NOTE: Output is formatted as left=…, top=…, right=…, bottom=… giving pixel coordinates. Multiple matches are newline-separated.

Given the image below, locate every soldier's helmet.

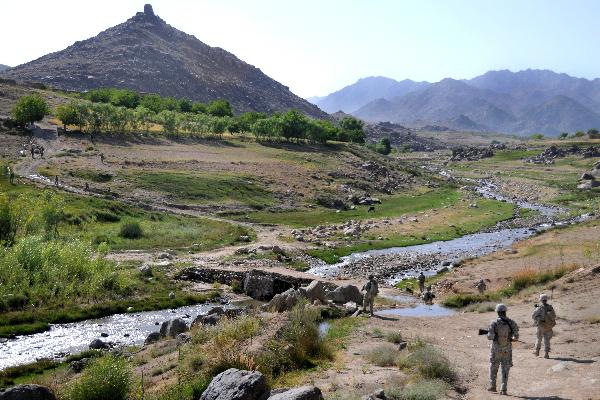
left=368, top=274, right=374, bottom=280
left=495, top=304, right=507, bottom=313
left=539, top=293, right=548, bottom=302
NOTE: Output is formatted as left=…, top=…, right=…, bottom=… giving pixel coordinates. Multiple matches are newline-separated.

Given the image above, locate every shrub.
left=95, top=211, right=120, bottom=222
left=12, top=95, right=49, bottom=126
left=119, top=220, right=143, bottom=239
left=68, top=355, right=132, bottom=400
left=385, top=331, right=404, bottom=344
left=398, top=345, right=456, bottom=382
left=0, top=194, right=17, bottom=245
left=387, top=379, right=449, bottom=400
left=366, top=343, right=399, bottom=366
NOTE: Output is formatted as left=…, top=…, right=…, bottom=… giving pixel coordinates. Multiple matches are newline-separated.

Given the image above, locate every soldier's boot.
left=500, top=390, right=508, bottom=395
left=487, top=386, right=497, bottom=393
left=533, top=349, right=539, bottom=356
left=544, top=352, right=549, bottom=359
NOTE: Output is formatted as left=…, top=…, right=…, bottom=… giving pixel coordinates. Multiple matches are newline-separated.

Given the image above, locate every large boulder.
left=325, top=285, right=363, bottom=305
left=299, top=280, right=325, bottom=303
left=263, top=288, right=301, bottom=312
left=0, top=384, right=57, bottom=400
left=268, top=386, right=323, bottom=400
left=193, top=314, right=220, bottom=326
left=200, top=368, right=270, bottom=400
left=89, top=338, right=109, bottom=350
left=243, top=270, right=296, bottom=300
left=144, top=331, right=162, bottom=345
left=160, top=318, right=188, bottom=337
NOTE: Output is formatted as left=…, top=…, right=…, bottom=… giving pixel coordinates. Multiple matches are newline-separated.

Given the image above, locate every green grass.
left=310, top=197, right=515, bottom=264
left=323, top=317, right=363, bottom=350
left=68, top=169, right=114, bottom=182
left=442, top=264, right=578, bottom=308
left=490, top=149, right=540, bottom=161
left=0, top=177, right=253, bottom=251
left=127, top=171, right=273, bottom=207
left=237, top=187, right=460, bottom=227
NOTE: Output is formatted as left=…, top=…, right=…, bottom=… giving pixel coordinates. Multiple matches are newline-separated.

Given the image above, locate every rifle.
left=478, top=328, right=524, bottom=343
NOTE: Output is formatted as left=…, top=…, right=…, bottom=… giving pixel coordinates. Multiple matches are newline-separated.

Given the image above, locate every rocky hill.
left=0, top=65, right=9, bottom=72
left=0, top=5, right=326, bottom=118
left=322, top=70, right=600, bottom=136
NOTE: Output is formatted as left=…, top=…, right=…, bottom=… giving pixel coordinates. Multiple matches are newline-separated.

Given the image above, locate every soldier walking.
left=418, top=271, right=426, bottom=293
left=421, top=285, right=435, bottom=304
left=532, top=293, right=556, bottom=358
left=487, top=304, right=519, bottom=395
left=475, top=279, right=487, bottom=294
left=362, top=275, right=379, bottom=316
left=8, top=166, right=15, bottom=184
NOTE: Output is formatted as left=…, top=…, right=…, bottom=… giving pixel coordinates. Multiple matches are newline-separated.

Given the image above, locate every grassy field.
left=125, top=170, right=273, bottom=207
left=0, top=175, right=252, bottom=251
left=309, top=196, right=516, bottom=263
left=235, top=186, right=460, bottom=227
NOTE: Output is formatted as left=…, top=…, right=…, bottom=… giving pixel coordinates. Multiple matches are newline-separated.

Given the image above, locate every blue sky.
left=1, top=0, right=599, bottom=97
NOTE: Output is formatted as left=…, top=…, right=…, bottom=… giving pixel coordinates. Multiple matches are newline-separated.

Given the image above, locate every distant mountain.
left=312, top=76, right=428, bottom=113
left=0, top=5, right=326, bottom=118
left=346, top=69, right=600, bottom=136
left=0, top=65, right=9, bottom=72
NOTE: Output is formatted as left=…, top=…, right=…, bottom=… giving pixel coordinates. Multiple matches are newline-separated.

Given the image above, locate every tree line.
left=11, top=90, right=366, bottom=144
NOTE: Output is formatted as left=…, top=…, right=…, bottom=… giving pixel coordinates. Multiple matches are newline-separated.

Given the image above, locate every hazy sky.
left=1, top=0, right=600, bottom=98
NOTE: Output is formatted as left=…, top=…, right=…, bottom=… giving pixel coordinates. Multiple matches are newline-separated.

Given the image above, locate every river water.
left=0, top=303, right=223, bottom=370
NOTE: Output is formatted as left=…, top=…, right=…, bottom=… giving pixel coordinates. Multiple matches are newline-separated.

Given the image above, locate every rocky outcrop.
left=364, top=122, right=445, bottom=152
left=262, top=288, right=302, bottom=312
left=449, top=146, right=495, bottom=161
left=0, top=384, right=57, bottom=400
left=159, top=318, right=188, bottom=337
left=144, top=331, right=162, bottom=345
left=88, top=338, right=109, bottom=350
left=178, top=268, right=312, bottom=301
left=298, top=280, right=326, bottom=303
left=268, top=386, right=324, bottom=400
left=200, top=368, right=270, bottom=400
left=578, top=160, right=600, bottom=190
left=325, top=285, right=363, bottom=305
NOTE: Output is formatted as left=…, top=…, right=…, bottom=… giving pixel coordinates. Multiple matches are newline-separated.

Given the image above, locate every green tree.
left=376, top=137, right=392, bottom=155
left=239, top=111, right=267, bottom=132
left=191, top=102, right=207, bottom=114
left=55, top=103, right=81, bottom=130
left=530, top=133, right=544, bottom=140
left=140, top=94, right=165, bottom=113
left=158, top=110, right=180, bottom=135
left=178, top=98, right=193, bottom=113
left=339, top=116, right=365, bottom=143
left=85, top=88, right=113, bottom=104
left=134, top=106, right=153, bottom=133
left=12, top=95, right=49, bottom=126
left=109, top=89, right=140, bottom=109
left=588, top=128, right=600, bottom=139
left=207, top=99, right=234, bottom=117
left=281, top=110, right=308, bottom=142
left=559, top=132, right=569, bottom=139
left=575, top=131, right=585, bottom=137
left=251, top=117, right=280, bottom=141
left=305, top=120, right=328, bottom=143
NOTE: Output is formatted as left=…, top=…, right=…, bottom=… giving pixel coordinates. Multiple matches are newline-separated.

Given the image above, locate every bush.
left=68, top=355, right=132, bottom=400
left=397, top=345, right=456, bottom=382
left=385, top=331, right=404, bottom=344
left=0, top=194, right=17, bottom=245
left=119, top=220, right=143, bottom=239
left=387, top=379, right=449, bottom=400
left=366, top=343, right=399, bottom=366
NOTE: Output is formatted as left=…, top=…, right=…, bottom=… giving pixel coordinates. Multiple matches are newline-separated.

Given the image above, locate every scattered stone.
left=89, top=339, right=109, bottom=350
left=299, top=280, right=326, bottom=303
left=159, top=318, right=188, bottom=337
left=0, top=384, right=57, bottom=400
left=193, top=314, right=220, bottom=326
left=325, top=285, right=363, bottom=305
left=100, top=332, right=109, bottom=337
left=145, top=332, right=162, bottom=345
left=157, top=252, right=173, bottom=260
left=200, top=368, right=270, bottom=400
left=139, top=264, right=153, bottom=277
left=263, top=288, right=302, bottom=312
left=268, top=386, right=324, bottom=400
left=177, top=333, right=192, bottom=345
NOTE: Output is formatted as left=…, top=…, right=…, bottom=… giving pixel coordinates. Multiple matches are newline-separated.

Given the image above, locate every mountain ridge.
left=324, top=69, right=600, bottom=136
left=0, top=5, right=326, bottom=118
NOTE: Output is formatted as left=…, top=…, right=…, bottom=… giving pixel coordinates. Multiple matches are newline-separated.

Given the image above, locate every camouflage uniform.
left=417, top=272, right=426, bottom=293
left=487, top=305, right=519, bottom=394
left=362, top=276, right=379, bottom=316
left=475, top=279, right=487, bottom=294
left=421, top=287, right=435, bottom=304
left=532, top=295, right=555, bottom=357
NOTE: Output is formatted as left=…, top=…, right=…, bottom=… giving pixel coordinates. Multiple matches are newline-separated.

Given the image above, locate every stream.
left=308, top=174, right=588, bottom=285
left=0, top=303, right=226, bottom=370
